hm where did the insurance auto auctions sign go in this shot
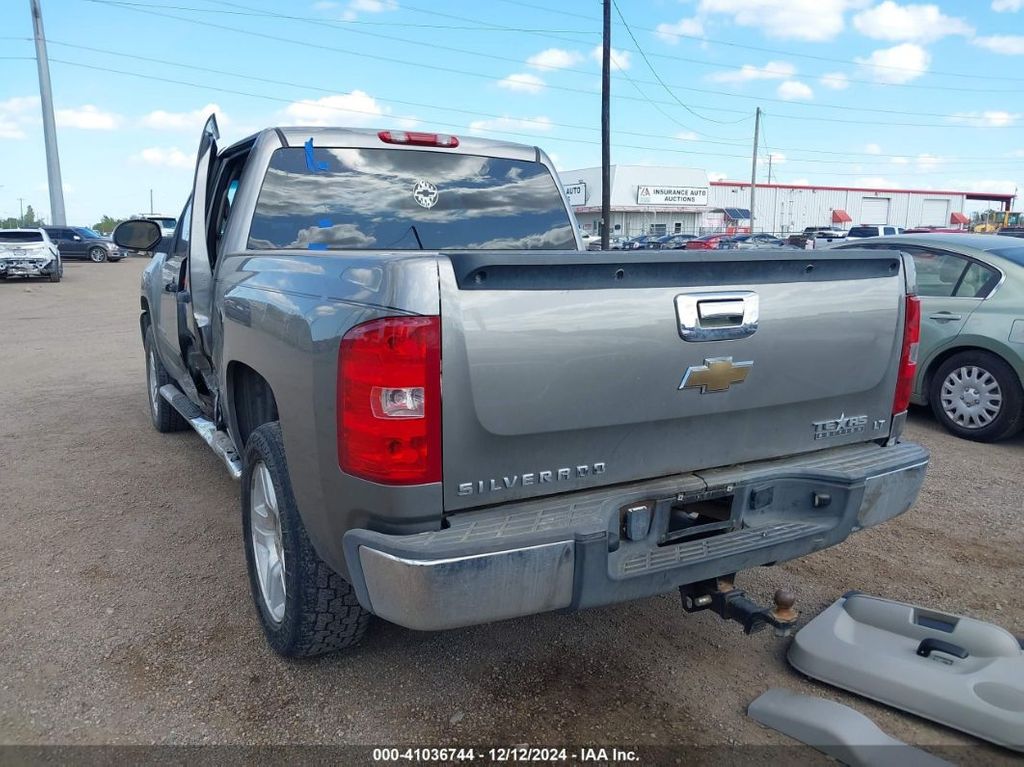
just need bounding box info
[637,185,708,206]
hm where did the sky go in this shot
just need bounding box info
[1,0,1023,225]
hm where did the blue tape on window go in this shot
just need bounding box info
[304,138,328,172]
[307,243,328,250]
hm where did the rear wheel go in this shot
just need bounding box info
[144,325,187,432]
[48,269,61,283]
[929,351,1023,442]
[88,246,107,263]
[242,422,371,658]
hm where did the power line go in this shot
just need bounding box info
[43,40,1024,169]
[490,0,1024,83]
[74,0,1024,127]
[611,0,741,126]
[42,57,1024,176]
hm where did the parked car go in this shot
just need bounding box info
[623,234,657,250]
[904,227,967,235]
[650,233,696,250]
[846,225,899,240]
[787,227,847,249]
[0,228,62,282]
[43,226,123,263]
[997,228,1024,239]
[684,233,737,250]
[114,118,927,657]
[835,233,1024,442]
[731,233,785,249]
[141,214,177,238]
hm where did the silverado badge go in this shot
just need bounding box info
[679,357,752,393]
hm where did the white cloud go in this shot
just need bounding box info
[949,178,1021,194]
[992,0,1022,10]
[341,0,396,21]
[655,17,705,43]
[916,153,942,171]
[467,116,553,135]
[973,35,1024,55]
[497,73,545,94]
[855,43,930,84]
[0,96,37,139]
[709,61,796,83]
[890,156,910,165]
[854,176,901,187]
[140,103,227,131]
[865,143,882,154]
[777,80,814,100]
[852,2,973,43]
[55,105,120,130]
[133,147,193,169]
[591,46,632,71]
[819,71,850,89]
[708,171,729,182]
[948,110,1021,128]
[696,0,864,42]
[676,131,700,141]
[1008,149,1024,157]
[526,48,583,71]
[283,91,386,125]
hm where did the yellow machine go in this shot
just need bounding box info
[972,210,1024,233]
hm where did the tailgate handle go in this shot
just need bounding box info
[676,291,759,342]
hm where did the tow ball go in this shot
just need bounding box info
[680,576,798,637]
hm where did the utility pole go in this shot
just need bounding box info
[767,154,773,185]
[150,188,154,214]
[749,107,760,233]
[600,0,611,251]
[30,0,66,226]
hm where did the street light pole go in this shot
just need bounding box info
[749,107,761,233]
[30,0,67,226]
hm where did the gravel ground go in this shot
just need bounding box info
[1,260,1022,757]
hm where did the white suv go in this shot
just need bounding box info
[846,225,899,239]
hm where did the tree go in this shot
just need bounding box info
[1,217,19,229]
[22,205,38,226]
[93,215,126,234]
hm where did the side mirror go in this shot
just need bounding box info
[113,219,162,252]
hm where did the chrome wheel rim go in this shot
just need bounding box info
[89,247,106,262]
[250,462,286,623]
[940,365,1002,429]
[147,349,160,417]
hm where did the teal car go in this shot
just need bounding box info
[836,234,1024,442]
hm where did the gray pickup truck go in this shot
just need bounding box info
[114,117,929,658]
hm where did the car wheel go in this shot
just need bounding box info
[143,325,188,433]
[89,246,108,263]
[929,351,1023,442]
[48,269,61,283]
[242,422,371,658]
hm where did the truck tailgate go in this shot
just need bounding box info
[439,249,907,511]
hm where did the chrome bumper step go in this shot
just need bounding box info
[159,384,242,480]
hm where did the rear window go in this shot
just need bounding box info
[0,231,43,242]
[989,246,1024,266]
[848,226,878,237]
[248,147,576,251]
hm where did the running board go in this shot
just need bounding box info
[159,384,243,480]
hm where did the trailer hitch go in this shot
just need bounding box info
[680,576,798,637]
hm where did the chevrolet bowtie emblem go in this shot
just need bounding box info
[679,357,753,393]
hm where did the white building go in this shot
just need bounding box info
[562,164,1014,237]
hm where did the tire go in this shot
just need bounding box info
[143,325,188,433]
[88,246,107,263]
[242,422,371,658]
[48,269,61,283]
[929,351,1024,443]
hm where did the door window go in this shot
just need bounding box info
[955,262,1000,298]
[907,248,969,297]
[173,200,192,258]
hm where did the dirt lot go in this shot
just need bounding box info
[1,259,1022,755]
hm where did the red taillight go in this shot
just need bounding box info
[893,295,921,414]
[378,130,460,148]
[338,316,441,485]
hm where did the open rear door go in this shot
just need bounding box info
[186,114,219,358]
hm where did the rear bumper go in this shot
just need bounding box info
[344,441,928,631]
